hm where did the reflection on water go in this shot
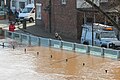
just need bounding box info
[27,46,120,80]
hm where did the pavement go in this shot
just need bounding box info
[0,19,80,43]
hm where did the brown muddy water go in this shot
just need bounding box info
[26,46,120,80]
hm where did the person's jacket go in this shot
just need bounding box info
[9,24,15,32]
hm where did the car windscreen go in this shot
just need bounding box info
[22,7,32,13]
[101,31,116,38]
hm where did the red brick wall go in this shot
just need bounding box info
[35,0,49,30]
[39,0,78,39]
[51,0,78,39]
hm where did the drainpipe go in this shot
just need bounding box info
[48,0,52,33]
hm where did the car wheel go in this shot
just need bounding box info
[29,18,34,23]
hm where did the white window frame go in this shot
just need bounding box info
[36,3,41,20]
[61,0,67,5]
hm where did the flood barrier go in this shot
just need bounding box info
[3,30,120,60]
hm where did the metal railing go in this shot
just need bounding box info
[2,30,120,60]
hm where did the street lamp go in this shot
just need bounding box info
[92,0,94,46]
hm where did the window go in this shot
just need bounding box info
[36,3,41,20]
[100,0,108,3]
[12,0,15,7]
[61,0,67,5]
[22,7,32,13]
[96,33,100,40]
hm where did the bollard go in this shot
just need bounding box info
[101,48,105,58]
[86,45,90,54]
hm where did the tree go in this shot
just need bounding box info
[85,0,120,31]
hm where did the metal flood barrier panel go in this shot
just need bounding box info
[3,30,120,60]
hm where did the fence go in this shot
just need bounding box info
[2,30,120,60]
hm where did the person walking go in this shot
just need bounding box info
[9,22,15,32]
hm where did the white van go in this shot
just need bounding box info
[18,4,35,22]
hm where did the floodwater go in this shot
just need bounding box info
[0,39,120,80]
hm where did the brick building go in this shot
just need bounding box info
[35,0,120,40]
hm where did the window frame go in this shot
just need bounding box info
[61,0,67,5]
[36,3,41,20]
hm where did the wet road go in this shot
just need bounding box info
[0,41,120,80]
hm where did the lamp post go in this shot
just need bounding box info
[92,0,94,46]
[4,0,6,19]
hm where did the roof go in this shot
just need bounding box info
[106,5,120,13]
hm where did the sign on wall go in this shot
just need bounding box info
[76,0,100,8]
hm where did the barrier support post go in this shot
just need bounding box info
[72,43,76,52]
[28,35,31,46]
[11,32,14,39]
[49,39,51,47]
[117,51,120,60]
[60,41,63,49]
[86,45,90,55]
[101,48,105,58]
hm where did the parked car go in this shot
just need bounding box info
[18,4,35,23]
